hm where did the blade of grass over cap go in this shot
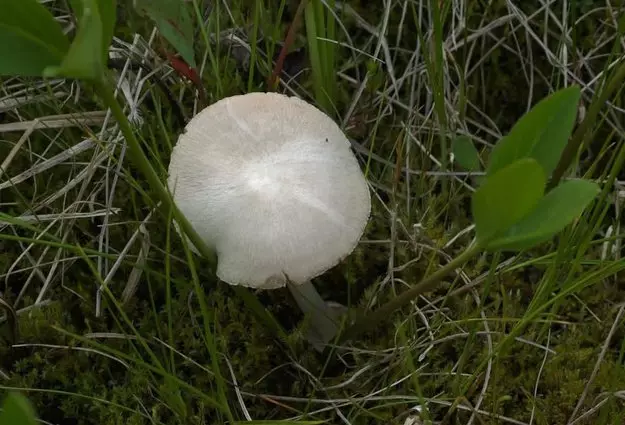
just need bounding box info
[486,85,581,177]
[92,79,288,342]
[472,158,546,244]
[0,0,70,76]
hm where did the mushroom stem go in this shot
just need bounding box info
[287,280,343,352]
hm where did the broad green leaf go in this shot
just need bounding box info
[487,86,581,177]
[452,135,482,171]
[69,0,83,20]
[486,179,600,251]
[98,0,116,64]
[44,0,104,80]
[135,0,196,68]
[0,0,69,76]
[0,392,38,425]
[473,158,546,243]
[69,0,116,66]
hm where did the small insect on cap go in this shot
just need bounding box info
[167,92,371,289]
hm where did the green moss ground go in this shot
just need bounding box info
[1,0,625,424]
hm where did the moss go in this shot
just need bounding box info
[2,0,625,424]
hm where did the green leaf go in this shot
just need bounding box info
[69,0,117,66]
[99,0,117,62]
[452,135,482,171]
[473,158,546,243]
[487,86,581,177]
[0,0,69,76]
[0,392,38,425]
[486,179,600,251]
[44,0,104,80]
[135,0,196,68]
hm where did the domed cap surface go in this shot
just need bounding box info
[167,92,371,289]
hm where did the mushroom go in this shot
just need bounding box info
[167,92,371,350]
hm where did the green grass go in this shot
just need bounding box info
[1,0,625,424]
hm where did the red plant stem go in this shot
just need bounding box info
[161,48,207,108]
[267,0,309,91]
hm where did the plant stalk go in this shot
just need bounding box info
[338,243,481,343]
[549,60,625,189]
[94,76,216,264]
[93,75,288,341]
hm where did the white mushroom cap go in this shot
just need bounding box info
[167,92,371,289]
